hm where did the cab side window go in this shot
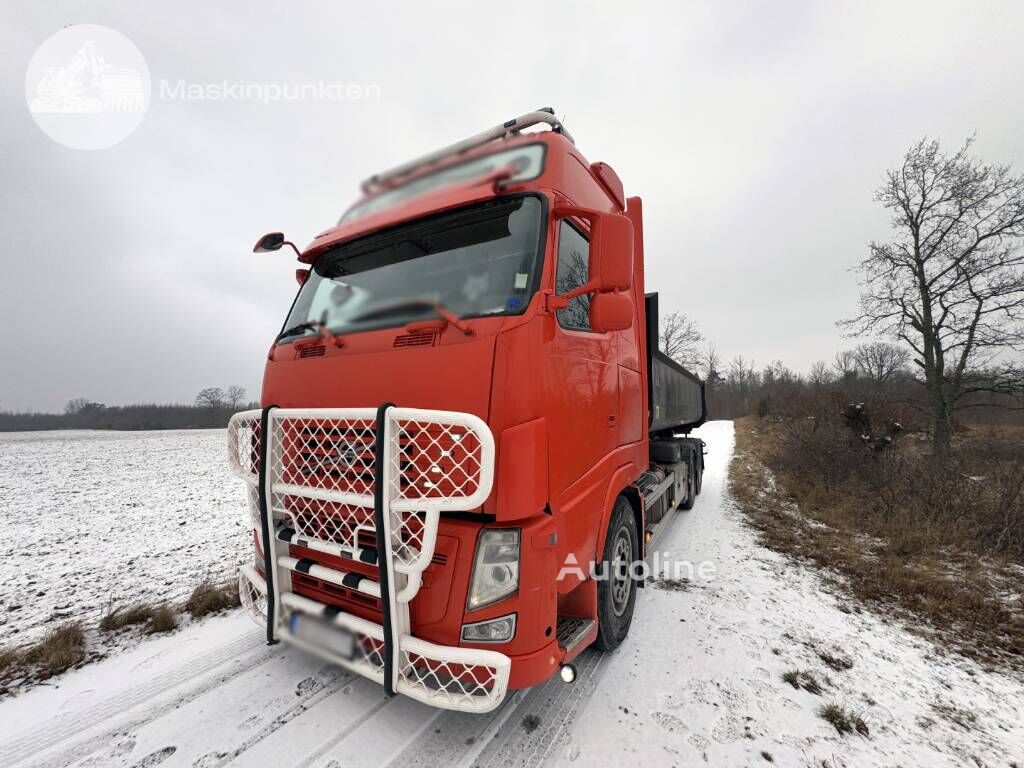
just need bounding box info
[555,220,592,331]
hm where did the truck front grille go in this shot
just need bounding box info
[288,422,377,494]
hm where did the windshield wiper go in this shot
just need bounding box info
[275,321,344,347]
[276,321,317,342]
[351,299,474,336]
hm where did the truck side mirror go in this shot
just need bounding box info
[590,291,634,332]
[552,205,634,293]
[254,232,303,258]
[590,212,633,292]
[254,232,285,252]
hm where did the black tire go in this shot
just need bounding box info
[694,455,703,495]
[680,456,696,510]
[593,497,639,652]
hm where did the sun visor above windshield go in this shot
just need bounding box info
[303,181,540,265]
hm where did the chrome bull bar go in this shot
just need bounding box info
[228,405,509,712]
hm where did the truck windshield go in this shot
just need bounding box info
[281,196,544,341]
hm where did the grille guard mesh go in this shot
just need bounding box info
[229,407,508,713]
[239,567,510,713]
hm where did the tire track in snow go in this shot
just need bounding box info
[186,666,356,768]
[304,697,443,768]
[0,632,268,768]
[468,649,610,767]
[27,663,356,768]
[355,632,612,768]
[379,692,522,768]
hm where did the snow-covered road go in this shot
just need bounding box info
[2,421,1021,767]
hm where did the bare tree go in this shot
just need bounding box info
[843,137,1024,450]
[195,387,226,414]
[700,342,722,383]
[761,360,796,387]
[832,350,858,383]
[726,356,759,390]
[659,311,704,368]
[225,385,248,411]
[853,341,910,387]
[808,360,832,388]
[64,398,104,416]
[64,397,91,415]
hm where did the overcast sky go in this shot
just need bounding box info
[2,1,1023,411]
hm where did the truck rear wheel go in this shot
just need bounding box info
[680,456,696,510]
[594,497,639,652]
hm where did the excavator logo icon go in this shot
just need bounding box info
[30,40,145,115]
[25,25,150,150]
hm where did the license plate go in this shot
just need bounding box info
[289,612,356,661]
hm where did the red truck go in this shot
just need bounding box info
[228,109,706,713]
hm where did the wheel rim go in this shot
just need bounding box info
[610,527,633,617]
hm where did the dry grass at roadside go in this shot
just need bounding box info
[23,622,87,678]
[100,602,157,632]
[782,669,825,695]
[146,604,179,634]
[0,647,23,679]
[0,622,87,693]
[185,579,241,618]
[730,416,1024,669]
[930,700,978,731]
[818,650,854,672]
[1,576,240,695]
[819,702,869,736]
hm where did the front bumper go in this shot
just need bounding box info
[240,564,511,713]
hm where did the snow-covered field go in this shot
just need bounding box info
[0,429,249,646]
[1,421,1021,767]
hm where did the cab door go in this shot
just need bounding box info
[543,218,619,540]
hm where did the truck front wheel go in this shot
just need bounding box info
[593,497,639,652]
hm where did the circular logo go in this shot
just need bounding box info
[25,25,151,150]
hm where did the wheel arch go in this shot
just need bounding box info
[595,464,645,560]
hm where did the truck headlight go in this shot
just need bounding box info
[467,529,519,610]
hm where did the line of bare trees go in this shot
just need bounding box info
[660,135,1024,450]
[659,322,1021,431]
[194,386,250,415]
[0,386,255,431]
